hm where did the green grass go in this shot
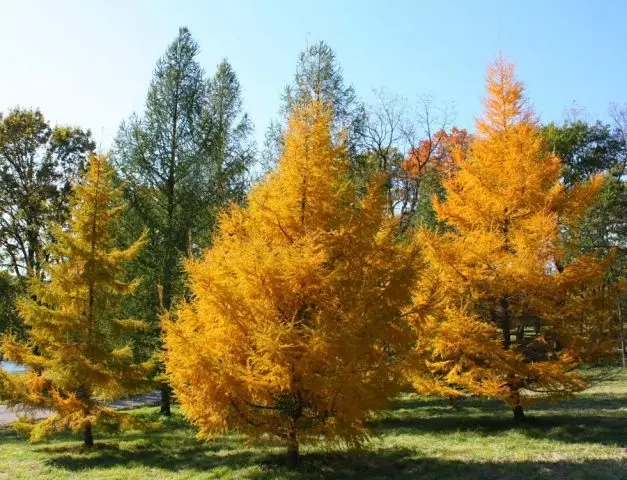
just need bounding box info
[1,370,626,479]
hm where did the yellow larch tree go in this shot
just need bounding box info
[406,56,617,421]
[0,155,153,447]
[164,101,420,467]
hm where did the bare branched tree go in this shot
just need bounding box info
[610,102,627,178]
[362,89,412,172]
[362,91,453,229]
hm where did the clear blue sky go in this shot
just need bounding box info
[1,0,625,150]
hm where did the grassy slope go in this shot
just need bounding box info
[0,370,625,480]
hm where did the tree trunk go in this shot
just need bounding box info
[500,296,511,349]
[534,317,541,336]
[516,323,525,344]
[160,384,171,416]
[618,300,625,369]
[286,429,299,469]
[84,421,94,448]
[510,389,525,423]
[448,395,461,410]
[160,74,179,418]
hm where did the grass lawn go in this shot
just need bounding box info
[1,370,626,479]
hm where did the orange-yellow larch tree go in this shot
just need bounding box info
[164,102,420,467]
[0,155,153,447]
[406,56,617,421]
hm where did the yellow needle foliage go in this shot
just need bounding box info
[0,155,153,446]
[406,56,618,420]
[164,101,420,465]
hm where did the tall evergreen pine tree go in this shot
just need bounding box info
[114,28,254,414]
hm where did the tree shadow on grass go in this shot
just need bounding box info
[43,442,263,474]
[0,425,23,444]
[390,392,625,414]
[34,394,627,479]
[40,442,627,480]
[270,451,627,480]
[39,410,274,474]
[372,393,627,448]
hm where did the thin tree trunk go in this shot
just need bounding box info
[534,317,541,335]
[286,428,299,469]
[159,70,180,417]
[448,395,461,410]
[512,404,525,423]
[516,323,525,344]
[160,384,171,416]
[500,296,511,349]
[87,161,99,345]
[84,421,94,448]
[510,388,525,423]
[618,301,625,369]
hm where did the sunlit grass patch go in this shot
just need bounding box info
[0,370,626,479]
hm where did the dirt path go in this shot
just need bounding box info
[0,391,161,425]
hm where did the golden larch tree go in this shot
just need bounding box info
[406,56,617,421]
[0,155,153,446]
[164,102,420,467]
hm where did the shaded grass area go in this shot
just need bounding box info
[0,371,626,479]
